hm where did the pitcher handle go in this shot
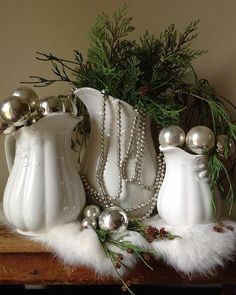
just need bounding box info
[4,133,15,171]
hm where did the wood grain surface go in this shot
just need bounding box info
[0,225,235,286]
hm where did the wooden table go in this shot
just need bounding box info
[0,225,235,294]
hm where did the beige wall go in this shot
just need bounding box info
[0,0,236,214]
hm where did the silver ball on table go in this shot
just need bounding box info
[186,126,215,155]
[159,125,185,148]
[81,217,97,230]
[98,206,128,234]
[83,205,101,219]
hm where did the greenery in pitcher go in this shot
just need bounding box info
[25,4,236,211]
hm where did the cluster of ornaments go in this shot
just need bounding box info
[0,86,77,135]
[81,205,129,235]
[159,125,235,158]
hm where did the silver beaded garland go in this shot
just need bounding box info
[186,126,215,155]
[158,125,185,148]
[98,206,129,234]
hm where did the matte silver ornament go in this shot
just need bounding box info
[98,206,128,234]
[81,217,97,230]
[60,97,77,116]
[186,126,215,155]
[159,125,185,148]
[0,117,16,135]
[11,86,39,113]
[39,96,63,115]
[216,134,235,158]
[83,205,101,219]
[0,96,31,126]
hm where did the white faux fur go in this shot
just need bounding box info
[145,215,236,276]
[0,207,235,279]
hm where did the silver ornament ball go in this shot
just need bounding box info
[186,126,215,155]
[81,217,97,230]
[11,86,39,113]
[216,134,235,158]
[83,205,101,219]
[39,96,63,116]
[0,117,16,135]
[59,97,77,116]
[98,206,128,234]
[159,125,185,148]
[0,96,31,126]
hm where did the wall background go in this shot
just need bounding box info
[0,0,236,215]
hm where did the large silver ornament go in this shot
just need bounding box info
[83,205,101,219]
[0,117,16,135]
[0,96,31,126]
[39,96,63,115]
[81,217,97,230]
[59,97,77,116]
[11,86,39,113]
[186,126,215,155]
[98,206,129,234]
[216,134,235,158]
[159,125,185,148]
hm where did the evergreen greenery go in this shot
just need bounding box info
[24,4,236,210]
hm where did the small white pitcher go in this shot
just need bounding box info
[157,146,221,226]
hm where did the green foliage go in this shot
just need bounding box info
[24,4,236,210]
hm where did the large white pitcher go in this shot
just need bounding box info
[3,113,86,235]
[157,146,221,226]
[74,87,159,219]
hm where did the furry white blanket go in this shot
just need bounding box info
[1,209,235,279]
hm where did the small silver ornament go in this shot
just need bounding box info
[159,125,185,148]
[11,86,39,113]
[0,117,16,135]
[83,205,101,219]
[186,126,215,155]
[39,96,63,116]
[59,97,77,116]
[26,114,42,125]
[216,134,235,158]
[0,96,31,126]
[98,206,128,234]
[81,217,97,230]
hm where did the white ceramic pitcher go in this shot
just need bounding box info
[74,87,159,219]
[3,113,86,235]
[157,146,221,226]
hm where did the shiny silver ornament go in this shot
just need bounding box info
[81,217,97,230]
[0,96,31,126]
[60,97,77,116]
[83,205,101,219]
[98,206,128,234]
[39,96,63,116]
[159,125,185,148]
[0,117,16,135]
[186,126,215,155]
[27,114,42,125]
[11,86,39,113]
[216,134,235,158]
